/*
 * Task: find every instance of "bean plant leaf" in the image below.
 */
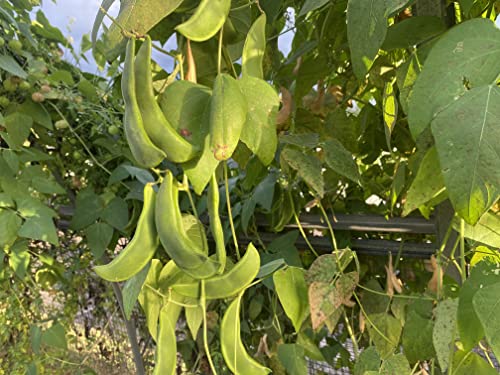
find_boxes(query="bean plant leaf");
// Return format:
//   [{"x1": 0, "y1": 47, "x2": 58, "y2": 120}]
[
  {"x1": 0, "y1": 208, "x2": 22, "y2": 247},
  {"x1": 18, "y1": 216, "x2": 59, "y2": 245},
  {"x1": 433, "y1": 298, "x2": 458, "y2": 372},
  {"x1": 366, "y1": 313, "x2": 402, "y2": 359},
  {"x1": 396, "y1": 52, "x2": 421, "y2": 114},
  {"x1": 9, "y1": 241, "x2": 30, "y2": 279},
  {"x1": 353, "y1": 346, "x2": 380, "y2": 375},
  {"x1": 122, "y1": 262, "x2": 151, "y2": 320},
  {"x1": 472, "y1": 281, "x2": 500, "y2": 361},
  {"x1": 281, "y1": 147, "x2": 324, "y2": 197},
  {"x1": 471, "y1": 247, "x2": 500, "y2": 267},
  {"x1": 185, "y1": 300, "x2": 203, "y2": 339},
  {"x1": 41, "y1": 323, "x2": 67, "y2": 350},
  {"x1": 274, "y1": 267, "x2": 309, "y2": 332},
  {"x1": 408, "y1": 19, "x2": 500, "y2": 139},
  {"x1": 403, "y1": 147, "x2": 445, "y2": 216},
  {"x1": 238, "y1": 76, "x2": 280, "y2": 166},
  {"x1": 382, "y1": 80, "x2": 397, "y2": 150},
  {"x1": 431, "y1": 85, "x2": 500, "y2": 225},
  {"x1": 323, "y1": 138, "x2": 361, "y2": 184},
  {"x1": 402, "y1": 309, "x2": 435, "y2": 363},
  {"x1": 98, "y1": 0, "x2": 184, "y2": 60},
  {"x1": 85, "y1": 222, "x2": 113, "y2": 259},
  {"x1": 379, "y1": 353, "x2": 411, "y2": 375},
  {"x1": 347, "y1": 0, "x2": 391, "y2": 80},
  {"x1": 457, "y1": 260, "x2": 500, "y2": 351},
  {"x1": 382, "y1": 16, "x2": 446, "y2": 51},
  {"x1": 3, "y1": 113, "x2": 32, "y2": 149},
  {"x1": 138, "y1": 259, "x2": 163, "y2": 340},
  {"x1": 298, "y1": 0, "x2": 330, "y2": 17},
  {"x1": 453, "y1": 212, "x2": 500, "y2": 249},
  {"x1": 452, "y1": 350, "x2": 498, "y2": 375},
  {"x1": 0, "y1": 54, "x2": 28, "y2": 78},
  {"x1": 70, "y1": 190, "x2": 105, "y2": 231},
  {"x1": 277, "y1": 344, "x2": 308, "y2": 375},
  {"x1": 242, "y1": 13, "x2": 266, "y2": 79}
]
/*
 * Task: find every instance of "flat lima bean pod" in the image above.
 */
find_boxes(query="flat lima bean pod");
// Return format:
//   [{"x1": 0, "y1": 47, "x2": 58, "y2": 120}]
[
  {"x1": 121, "y1": 37, "x2": 165, "y2": 168},
  {"x1": 221, "y1": 293, "x2": 271, "y2": 375},
  {"x1": 173, "y1": 243, "x2": 260, "y2": 299},
  {"x1": 155, "y1": 171, "x2": 219, "y2": 279},
  {"x1": 94, "y1": 183, "x2": 158, "y2": 282},
  {"x1": 153, "y1": 301, "x2": 183, "y2": 375},
  {"x1": 134, "y1": 36, "x2": 199, "y2": 163},
  {"x1": 175, "y1": 0, "x2": 231, "y2": 42},
  {"x1": 208, "y1": 173, "x2": 226, "y2": 274}
]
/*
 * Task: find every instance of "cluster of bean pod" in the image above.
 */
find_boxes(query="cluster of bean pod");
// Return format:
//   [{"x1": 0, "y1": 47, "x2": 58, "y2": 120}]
[{"x1": 94, "y1": 172, "x2": 270, "y2": 374}]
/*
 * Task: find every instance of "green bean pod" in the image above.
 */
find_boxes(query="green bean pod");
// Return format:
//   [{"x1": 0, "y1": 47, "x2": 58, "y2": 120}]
[
  {"x1": 135, "y1": 36, "x2": 199, "y2": 163},
  {"x1": 173, "y1": 243, "x2": 260, "y2": 299},
  {"x1": 122, "y1": 37, "x2": 166, "y2": 168},
  {"x1": 209, "y1": 73, "x2": 248, "y2": 161},
  {"x1": 155, "y1": 171, "x2": 219, "y2": 279},
  {"x1": 220, "y1": 293, "x2": 271, "y2": 375},
  {"x1": 153, "y1": 300, "x2": 183, "y2": 375},
  {"x1": 94, "y1": 183, "x2": 158, "y2": 282},
  {"x1": 175, "y1": 0, "x2": 231, "y2": 42},
  {"x1": 208, "y1": 173, "x2": 226, "y2": 274}
]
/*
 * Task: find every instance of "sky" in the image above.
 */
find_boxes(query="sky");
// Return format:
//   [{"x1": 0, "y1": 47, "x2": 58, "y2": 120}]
[{"x1": 39, "y1": 0, "x2": 295, "y2": 75}]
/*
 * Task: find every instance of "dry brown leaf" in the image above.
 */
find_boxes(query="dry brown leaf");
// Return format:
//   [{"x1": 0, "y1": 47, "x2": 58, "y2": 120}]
[
  {"x1": 276, "y1": 86, "x2": 292, "y2": 128},
  {"x1": 292, "y1": 56, "x2": 302, "y2": 75},
  {"x1": 385, "y1": 253, "x2": 403, "y2": 297},
  {"x1": 256, "y1": 334, "x2": 271, "y2": 358},
  {"x1": 185, "y1": 39, "x2": 197, "y2": 83},
  {"x1": 427, "y1": 255, "x2": 442, "y2": 293}
]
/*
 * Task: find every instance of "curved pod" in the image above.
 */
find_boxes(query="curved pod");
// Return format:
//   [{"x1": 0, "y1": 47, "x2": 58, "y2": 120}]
[
  {"x1": 209, "y1": 73, "x2": 248, "y2": 161},
  {"x1": 173, "y1": 243, "x2": 260, "y2": 299},
  {"x1": 135, "y1": 36, "x2": 199, "y2": 163},
  {"x1": 153, "y1": 301, "x2": 183, "y2": 375},
  {"x1": 208, "y1": 173, "x2": 226, "y2": 274},
  {"x1": 175, "y1": 0, "x2": 231, "y2": 42},
  {"x1": 122, "y1": 37, "x2": 165, "y2": 168},
  {"x1": 220, "y1": 293, "x2": 271, "y2": 375},
  {"x1": 155, "y1": 172, "x2": 219, "y2": 279},
  {"x1": 94, "y1": 183, "x2": 158, "y2": 282}
]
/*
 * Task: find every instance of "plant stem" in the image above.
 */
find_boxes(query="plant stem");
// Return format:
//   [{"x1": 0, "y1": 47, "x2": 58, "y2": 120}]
[
  {"x1": 201, "y1": 280, "x2": 218, "y2": 375},
  {"x1": 289, "y1": 192, "x2": 319, "y2": 257},
  {"x1": 460, "y1": 219, "x2": 466, "y2": 282},
  {"x1": 224, "y1": 162, "x2": 240, "y2": 259},
  {"x1": 342, "y1": 311, "x2": 359, "y2": 358},
  {"x1": 217, "y1": 28, "x2": 223, "y2": 75}
]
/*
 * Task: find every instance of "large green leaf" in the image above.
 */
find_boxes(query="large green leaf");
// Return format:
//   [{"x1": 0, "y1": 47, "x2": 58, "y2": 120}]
[
  {"x1": 138, "y1": 259, "x2": 163, "y2": 340},
  {"x1": 402, "y1": 309, "x2": 435, "y2": 363},
  {"x1": 457, "y1": 260, "x2": 500, "y2": 351},
  {"x1": 122, "y1": 262, "x2": 151, "y2": 320},
  {"x1": 3, "y1": 113, "x2": 32, "y2": 149},
  {"x1": 431, "y1": 85, "x2": 500, "y2": 225},
  {"x1": 353, "y1": 346, "x2": 380, "y2": 375},
  {"x1": 85, "y1": 222, "x2": 114, "y2": 259},
  {"x1": 323, "y1": 138, "x2": 361, "y2": 184},
  {"x1": 238, "y1": 76, "x2": 280, "y2": 166},
  {"x1": 70, "y1": 190, "x2": 105, "y2": 230},
  {"x1": 41, "y1": 323, "x2": 67, "y2": 350},
  {"x1": 347, "y1": 0, "x2": 390, "y2": 79},
  {"x1": 281, "y1": 147, "x2": 324, "y2": 197},
  {"x1": 382, "y1": 16, "x2": 446, "y2": 51},
  {"x1": 408, "y1": 19, "x2": 500, "y2": 139},
  {"x1": 473, "y1": 281, "x2": 500, "y2": 361},
  {"x1": 433, "y1": 298, "x2": 458, "y2": 372},
  {"x1": 8, "y1": 240, "x2": 30, "y2": 279},
  {"x1": 453, "y1": 212, "x2": 500, "y2": 249},
  {"x1": 452, "y1": 350, "x2": 498, "y2": 375},
  {"x1": 0, "y1": 208, "x2": 22, "y2": 247},
  {"x1": 98, "y1": 0, "x2": 183, "y2": 60},
  {"x1": 366, "y1": 313, "x2": 402, "y2": 359},
  {"x1": 101, "y1": 197, "x2": 129, "y2": 231},
  {"x1": 273, "y1": 267, "x2": 309, "y2": 332},
  {"x1": 18, "y1": 215, "x2": 59, "y2": 245},
  {"x1": 0, "y1": 54, "x2": 28, "y2": 78},
  {"x1": 379, "y1": 353, "x2": 411, "y2": 375},
  {"x1": 402, "y1": 147, "x2": 445, "y2": 216},
  {"x1": 277, "y1": 344, "x2": 308, "y2": 375}
]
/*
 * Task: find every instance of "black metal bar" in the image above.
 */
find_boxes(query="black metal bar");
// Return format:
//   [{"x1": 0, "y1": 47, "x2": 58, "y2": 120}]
[{"x1": 256, "y1": 213, "x2": 437, "y2": 234}]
